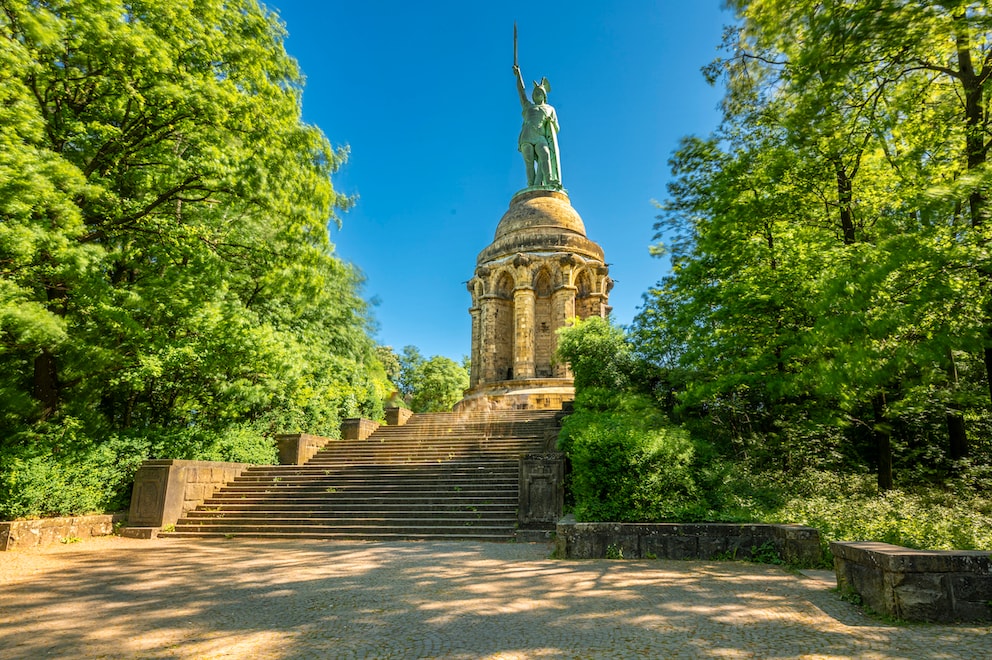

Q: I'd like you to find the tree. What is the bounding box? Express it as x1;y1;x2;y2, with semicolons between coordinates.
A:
555;316;633;391
395;346;468;413
634;1;992;489
0;0;389;517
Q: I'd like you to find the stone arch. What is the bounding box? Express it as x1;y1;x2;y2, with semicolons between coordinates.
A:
494;270;515;299
533;267;555;377
492;270;515;380
574;268;599;319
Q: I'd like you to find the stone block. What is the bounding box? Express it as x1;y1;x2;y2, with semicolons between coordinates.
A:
129;462;186;527
0;514;124;551
341;418;379;440
830;541;992;622
276;433;331;465
556;518;820;563
518;452;564;529
128;460;248;530
385;407;413;426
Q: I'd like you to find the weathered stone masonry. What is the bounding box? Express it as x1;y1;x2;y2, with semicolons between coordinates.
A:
461;189;611;410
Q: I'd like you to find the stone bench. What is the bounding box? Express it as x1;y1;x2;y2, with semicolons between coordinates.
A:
831;541;992;622
556;516;821;565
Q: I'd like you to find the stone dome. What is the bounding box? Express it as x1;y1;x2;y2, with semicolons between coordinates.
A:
477;189;605;264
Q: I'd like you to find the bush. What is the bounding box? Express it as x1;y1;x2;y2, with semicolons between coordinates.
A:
770;479;992;555
0;419;148;520
560;390;718;522
0;418;278;521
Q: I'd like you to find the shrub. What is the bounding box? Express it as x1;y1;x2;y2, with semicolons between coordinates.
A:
0;419;148;520
560;391;716;522
0;419;277;521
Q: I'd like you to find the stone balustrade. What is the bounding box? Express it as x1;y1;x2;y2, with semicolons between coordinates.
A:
275;433;331;465
124;460;250;536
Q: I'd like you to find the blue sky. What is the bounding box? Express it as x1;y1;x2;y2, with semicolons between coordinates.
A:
267;1;734;361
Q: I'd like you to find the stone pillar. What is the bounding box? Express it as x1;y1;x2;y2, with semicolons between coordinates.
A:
480;294;501;384
513;286;535;379
519;452;565;529
552;285;577;378
469;306;481;388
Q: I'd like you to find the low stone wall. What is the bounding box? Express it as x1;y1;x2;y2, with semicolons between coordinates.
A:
275;433;331;465
556;516;821;565
831;541;992;622
0;513;126;551
126;460;250;534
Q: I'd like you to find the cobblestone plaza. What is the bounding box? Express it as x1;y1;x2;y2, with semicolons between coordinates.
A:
1;537;988;658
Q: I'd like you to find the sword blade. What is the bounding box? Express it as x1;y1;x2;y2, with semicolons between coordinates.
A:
513;22;518;66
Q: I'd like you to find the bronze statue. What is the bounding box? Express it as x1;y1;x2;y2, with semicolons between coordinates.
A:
513;25;561;189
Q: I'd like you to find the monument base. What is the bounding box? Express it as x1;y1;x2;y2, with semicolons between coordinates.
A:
454;378;574;412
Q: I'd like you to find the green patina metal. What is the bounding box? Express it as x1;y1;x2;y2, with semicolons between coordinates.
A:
513;24;562;191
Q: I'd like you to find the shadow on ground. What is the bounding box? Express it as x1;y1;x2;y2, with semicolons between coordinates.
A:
0;538;988;658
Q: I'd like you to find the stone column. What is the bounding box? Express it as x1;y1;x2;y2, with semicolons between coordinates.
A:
552;285;577;377
480;294;500;384
469;306;481;388
513;286;535;379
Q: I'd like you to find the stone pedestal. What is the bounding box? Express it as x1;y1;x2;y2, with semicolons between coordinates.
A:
340;418;380;440
385;407;413;426
518;452;565;530
127;460;249;531
461;189;612;410
276;433;330;465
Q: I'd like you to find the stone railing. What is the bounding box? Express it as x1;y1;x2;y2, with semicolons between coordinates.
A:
1;513;126;551
831;541;992;622
385;407;413;426
124;460;250;537
556;517;821;564
276;433;331;465
340;417;380;440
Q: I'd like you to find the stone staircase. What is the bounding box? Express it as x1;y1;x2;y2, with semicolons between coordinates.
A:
165;409;559;541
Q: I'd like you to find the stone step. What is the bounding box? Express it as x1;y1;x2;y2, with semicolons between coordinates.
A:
168;522;515;535
239;465;519;478
161;530;515;541
179;513;515;525
216;483;515;494
229;473;518;485
307;443;544;454
203;495;518;507
168;408;559;542
185;504;515;517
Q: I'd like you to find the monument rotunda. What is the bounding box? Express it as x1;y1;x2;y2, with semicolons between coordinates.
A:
457;51;612;411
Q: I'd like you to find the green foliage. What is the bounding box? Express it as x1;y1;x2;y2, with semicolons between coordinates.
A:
0;0;391;519
768;472;992;555
396;346;469;413
0;417;279;520
632;0;992;491
555;316;634;391
560;390;720;522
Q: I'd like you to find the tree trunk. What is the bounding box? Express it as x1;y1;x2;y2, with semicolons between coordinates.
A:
834;161;857;245
954;16;992;406
946;410;969;461
945;349;969;460
872;393;893;491
32;349;59;420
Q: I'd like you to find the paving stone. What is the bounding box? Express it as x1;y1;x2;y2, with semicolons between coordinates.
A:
0;536;988;659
